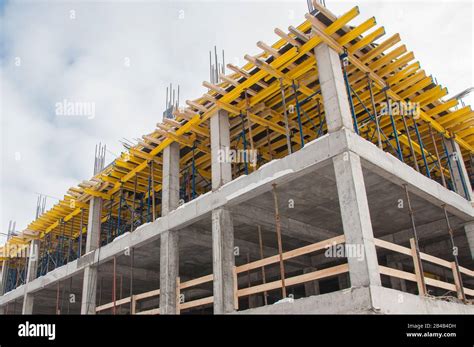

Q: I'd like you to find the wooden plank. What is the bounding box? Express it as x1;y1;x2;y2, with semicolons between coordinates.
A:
410;238;426;296
451;262;465;300
131;295;136;315
134;288;160;301
176;277;181;315
419;252;452;269
180;296;214;310
96;297;131;312
237;263;348;297
424;277;457;292
464;287;474;297
180;274;213;290
378;265;417;282
236;235;345;274
233;266;239;310
459;266;474;277
373;238;411;256
136;308;160;315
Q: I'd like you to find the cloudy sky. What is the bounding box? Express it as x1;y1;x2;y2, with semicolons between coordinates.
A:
0;0;472;243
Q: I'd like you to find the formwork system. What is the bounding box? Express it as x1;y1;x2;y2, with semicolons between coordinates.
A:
0;2;473;314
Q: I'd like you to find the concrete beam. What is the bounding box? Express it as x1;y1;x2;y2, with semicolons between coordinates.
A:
333;151;381;287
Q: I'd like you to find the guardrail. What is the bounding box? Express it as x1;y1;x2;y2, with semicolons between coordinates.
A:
96;235;473;314
96;235;347;314
375;238;474;299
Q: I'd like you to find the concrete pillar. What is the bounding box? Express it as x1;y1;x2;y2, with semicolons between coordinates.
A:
333;151;381;287
159;143;180;314
444;138;473;201
314;43;354;133
22;239;40;314
212;207;235;313
210;109;232;190
80;196;102;314
210;109;235;314
161;142;180;216
465;222;474;260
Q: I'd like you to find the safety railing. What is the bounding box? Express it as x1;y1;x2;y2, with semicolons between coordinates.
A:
96;234;474;314
375;238;474;299
96;235;347;314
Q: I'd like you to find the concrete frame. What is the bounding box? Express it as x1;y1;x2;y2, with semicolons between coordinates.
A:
1;45;473;315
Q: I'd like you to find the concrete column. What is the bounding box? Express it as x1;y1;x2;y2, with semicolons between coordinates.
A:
444;138;473;201
80;196;102;314
465;222;474;260
210;109;232;190
159;143;180;314
314;43;354;133
161;142;180;216
333;151;381;287
22;239;40;314
212;207;235;314
210;109;235;314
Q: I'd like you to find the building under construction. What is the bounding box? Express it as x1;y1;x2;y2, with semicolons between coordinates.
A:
0;2;473;315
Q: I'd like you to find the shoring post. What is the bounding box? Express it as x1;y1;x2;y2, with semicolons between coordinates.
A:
146;166;152;222
340;51;359;134
271;184;287;299
442;205;465;301
367;73;382;149
411;112;430;178
151;160;156;221
131;175;138;232
428;124;446;188
240;113;249;175
192;143;197;199
291;80;305;148
266;127;273;160
383;86;403;161
117;188;123;236
404;185;426;295
78;208;84;258
113;256;117;315
401;111;420;172
279;78;293;154
257;225;268;305
441;134;455;191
